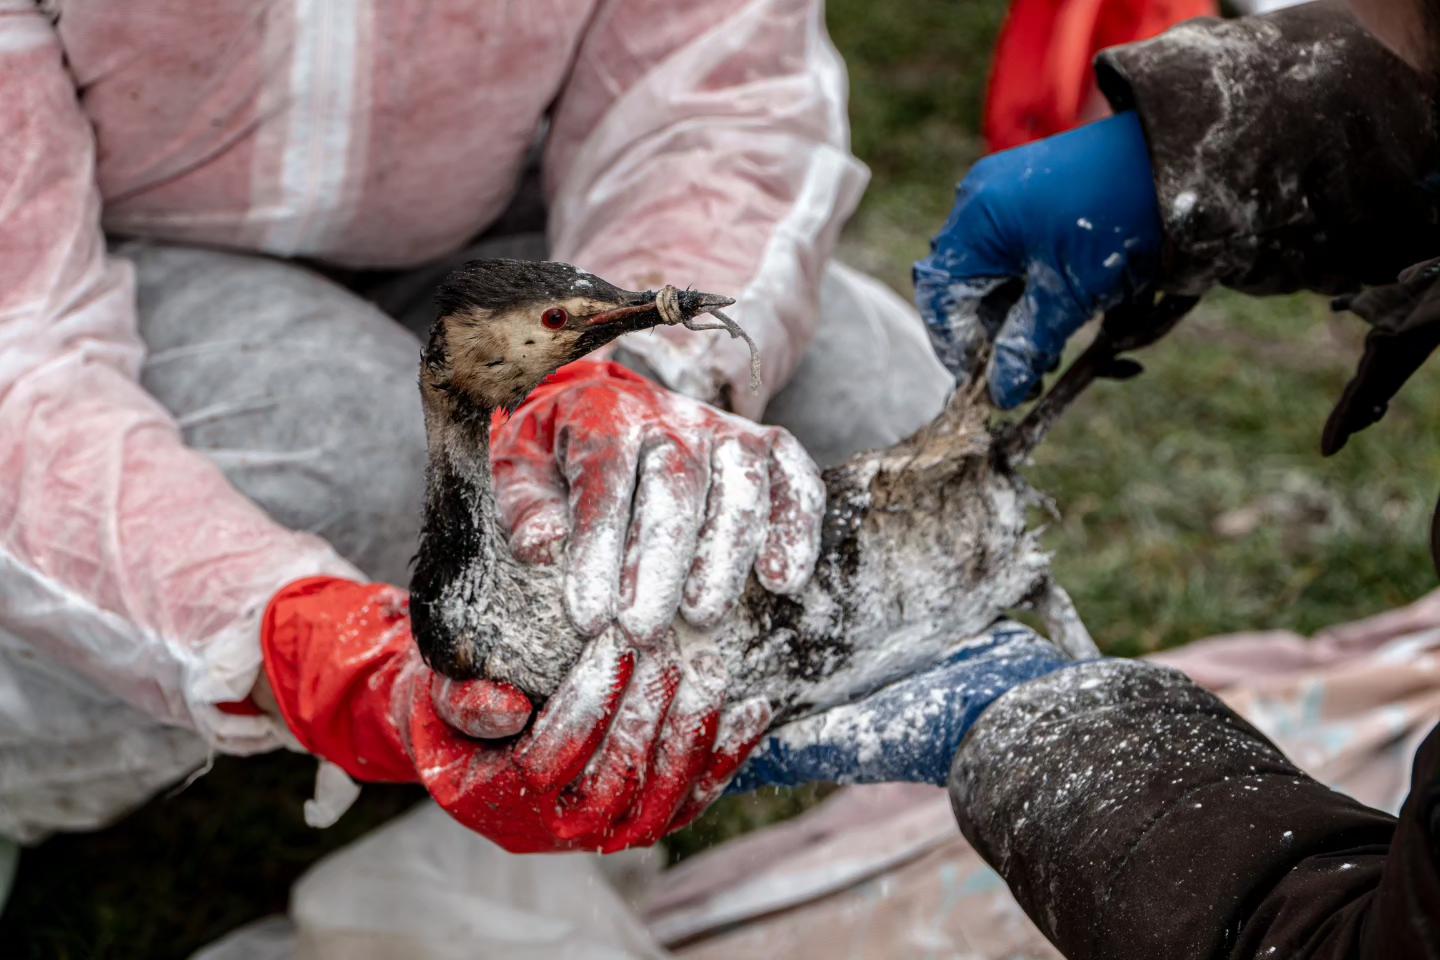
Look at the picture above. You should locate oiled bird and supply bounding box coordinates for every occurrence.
[411,259,1095,723]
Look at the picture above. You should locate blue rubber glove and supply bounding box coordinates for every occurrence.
[729,624,1077,790]
[915,112,1164,408]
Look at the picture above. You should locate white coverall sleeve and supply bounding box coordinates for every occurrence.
[543,0,869,419]
[0,9,355,762]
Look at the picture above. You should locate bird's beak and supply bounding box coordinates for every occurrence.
[585,301,661,329]
[586,289,736,332]
[571,286,737,361]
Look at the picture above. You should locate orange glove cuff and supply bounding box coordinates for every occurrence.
[260,576,421,783]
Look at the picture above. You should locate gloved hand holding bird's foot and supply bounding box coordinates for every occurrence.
[260,577,768,852]
[491,360,826,642]
[915,112,1164,408]
[732,624,1076,790]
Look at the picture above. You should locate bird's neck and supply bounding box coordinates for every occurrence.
[428,411,502,541]
[410,400,507,676]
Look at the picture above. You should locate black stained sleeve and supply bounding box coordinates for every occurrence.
[948,659,1440,960]
[1232,721,1440,959]
[1093,1,1440,297]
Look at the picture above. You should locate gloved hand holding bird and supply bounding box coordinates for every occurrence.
[264,106,1436,838]
[399,257,1125,779]
[264,117,1216,815]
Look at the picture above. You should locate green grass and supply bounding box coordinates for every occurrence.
[10,1,1440,955]
[829,0,1005,291]
[1030,291,1440,656]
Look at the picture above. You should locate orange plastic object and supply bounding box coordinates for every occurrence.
[984,0,1217,152]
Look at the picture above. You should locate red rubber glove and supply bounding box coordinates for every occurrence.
[492,361,825,643]
[261,577,768,852]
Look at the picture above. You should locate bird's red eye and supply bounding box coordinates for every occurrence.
[541,307,568,330]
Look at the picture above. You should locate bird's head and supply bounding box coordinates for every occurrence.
[423,259,733,413]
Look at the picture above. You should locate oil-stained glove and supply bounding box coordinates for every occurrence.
[1326,258,1440,578]
[730,624,1076,790]
[261,577,768,852]
[915,112,1163,408]
[1325,257,1440,456]
[491,360,825,642]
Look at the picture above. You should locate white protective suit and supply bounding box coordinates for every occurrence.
[0,0,883,842]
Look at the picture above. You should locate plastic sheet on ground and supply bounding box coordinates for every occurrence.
[191,804,667,960]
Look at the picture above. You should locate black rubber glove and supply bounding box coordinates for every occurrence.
[1325,257,1440,457]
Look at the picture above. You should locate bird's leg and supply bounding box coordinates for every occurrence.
[1000,293,1199,465]
[1031,579,1100,659]
[984,295,1195,663]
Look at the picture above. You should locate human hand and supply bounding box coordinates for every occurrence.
[1325,256,1440,456]
[914,112,1164,408]
[491,360,825,641]
[260,577,769,852]
[730,624,1074,790]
